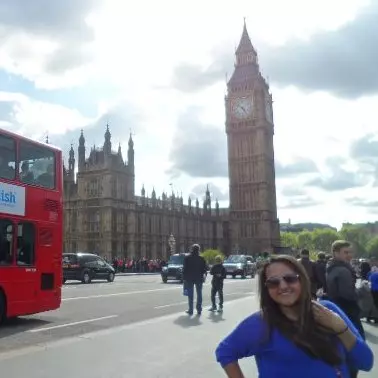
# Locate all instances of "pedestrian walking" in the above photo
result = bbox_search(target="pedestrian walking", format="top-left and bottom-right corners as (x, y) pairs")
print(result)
(209, 255), (226, 313)
(182, 244), (207, 316)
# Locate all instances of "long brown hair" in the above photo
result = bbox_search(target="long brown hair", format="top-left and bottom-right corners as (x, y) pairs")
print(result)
(259, 255), (342, 366)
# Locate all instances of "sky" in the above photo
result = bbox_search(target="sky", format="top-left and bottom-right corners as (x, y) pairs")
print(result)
(1, 0), (378, 229)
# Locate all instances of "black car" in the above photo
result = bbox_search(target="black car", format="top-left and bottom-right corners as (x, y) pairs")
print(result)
(63, 252), (115, 284)
(161, 254), (188, 283)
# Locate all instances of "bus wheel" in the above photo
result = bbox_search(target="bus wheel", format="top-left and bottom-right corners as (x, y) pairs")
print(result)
(0, 292), (6, 324)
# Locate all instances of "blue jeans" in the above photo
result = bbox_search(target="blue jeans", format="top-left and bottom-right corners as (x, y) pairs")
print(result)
(185, 281), (203, 313)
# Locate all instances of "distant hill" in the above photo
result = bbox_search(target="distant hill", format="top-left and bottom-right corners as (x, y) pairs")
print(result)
(280, 223), (337, 233)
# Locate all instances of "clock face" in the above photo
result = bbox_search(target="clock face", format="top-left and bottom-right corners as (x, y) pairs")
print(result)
(231, 97), (253, 119)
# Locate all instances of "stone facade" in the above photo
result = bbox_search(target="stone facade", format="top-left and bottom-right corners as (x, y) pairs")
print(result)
(225, 21), (280, 252)
(63, 126), (230, 259)
(63, 21), (280, 259)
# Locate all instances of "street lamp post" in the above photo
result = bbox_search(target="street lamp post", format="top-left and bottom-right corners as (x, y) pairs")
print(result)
(168, 233), (176, 255)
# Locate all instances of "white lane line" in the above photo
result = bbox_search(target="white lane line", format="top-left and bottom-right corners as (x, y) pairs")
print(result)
(154, 301), (188, 309)
(153, 292), (253, 309)
(63, 287), (180, 301)
(27, 315), (118, 333)
(62, 279), (253, 301)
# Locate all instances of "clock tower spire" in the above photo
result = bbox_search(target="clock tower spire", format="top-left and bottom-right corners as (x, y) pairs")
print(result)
(225, 21), (280, 254)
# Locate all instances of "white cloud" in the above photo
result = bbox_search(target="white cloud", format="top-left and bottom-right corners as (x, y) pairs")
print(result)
(1, 0), (377, 229)
(0, 91), (91, 140)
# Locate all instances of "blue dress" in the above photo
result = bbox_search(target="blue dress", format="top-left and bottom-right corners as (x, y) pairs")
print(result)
(216, 300), (373, 378)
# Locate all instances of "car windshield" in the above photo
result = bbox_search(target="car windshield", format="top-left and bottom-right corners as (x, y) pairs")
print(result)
(168, 255), (184, 265)
(224, 255), (246, 264)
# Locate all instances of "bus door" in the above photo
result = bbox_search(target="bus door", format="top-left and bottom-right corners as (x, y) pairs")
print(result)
(12, 221), (38, 315)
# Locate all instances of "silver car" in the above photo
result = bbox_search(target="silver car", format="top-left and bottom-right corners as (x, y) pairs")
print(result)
(223, 255), (256, 279)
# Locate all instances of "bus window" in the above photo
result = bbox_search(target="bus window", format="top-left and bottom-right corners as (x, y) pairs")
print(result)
(0, 135), (16, 180)
(19, 141), (55, 189)
(0, 219), (14, 265)
(16, 223), (35, 266)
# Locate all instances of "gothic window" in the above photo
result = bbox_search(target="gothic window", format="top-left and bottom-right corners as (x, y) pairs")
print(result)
(72, 210), (77, 231)
(111, 178), (117, 198)
(112, 242), (117, 255)
(88, 210), (100, 232)
(137, 214), (142, 234)
(117, 211), (124, 233)
(88, 241), (95, 252)
(111, 209), (117, 231)
(88, 179), (99, 197)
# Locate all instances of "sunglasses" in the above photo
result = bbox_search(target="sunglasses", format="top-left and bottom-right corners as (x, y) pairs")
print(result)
(265, 274), (300, 289)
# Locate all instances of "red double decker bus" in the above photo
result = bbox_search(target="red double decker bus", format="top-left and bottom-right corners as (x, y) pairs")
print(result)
(0, 128), (63, 322)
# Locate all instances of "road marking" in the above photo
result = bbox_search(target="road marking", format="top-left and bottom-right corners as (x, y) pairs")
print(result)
(62, 279), (253, 301)
(27, 315), (118, 333)
(153, 292), (253, 309)
(63, 287), (180, 301)
(154, 301), (188, 309)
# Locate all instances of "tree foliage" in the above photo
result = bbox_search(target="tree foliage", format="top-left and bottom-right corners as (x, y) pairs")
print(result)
(201, 249), (225, 265)
(281, 224), (378, 258)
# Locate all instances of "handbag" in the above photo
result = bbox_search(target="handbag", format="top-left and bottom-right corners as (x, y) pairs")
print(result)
(183, 281), (189, 296)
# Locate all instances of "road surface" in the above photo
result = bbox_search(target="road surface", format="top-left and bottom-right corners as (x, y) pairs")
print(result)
(0, 274), (376, 377)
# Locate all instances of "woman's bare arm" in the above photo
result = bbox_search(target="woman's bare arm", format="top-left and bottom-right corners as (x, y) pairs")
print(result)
(223, 362), (245, 378)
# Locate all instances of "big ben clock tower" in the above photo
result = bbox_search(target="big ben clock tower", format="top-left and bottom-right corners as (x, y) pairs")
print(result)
(226, 20), (280, 253)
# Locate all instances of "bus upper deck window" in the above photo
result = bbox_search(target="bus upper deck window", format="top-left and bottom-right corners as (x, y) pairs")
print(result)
(19, 141), (55, 189)
(0, 135), (16, 180)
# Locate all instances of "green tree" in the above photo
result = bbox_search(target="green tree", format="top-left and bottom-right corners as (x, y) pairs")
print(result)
(201, 249), (225, 265)
(339, 224), (368, 257)
(297, 230), (314, 251)
(280, 232), (298, 248)
(312, 228), (340, 252)
(366, 236), (378, 258)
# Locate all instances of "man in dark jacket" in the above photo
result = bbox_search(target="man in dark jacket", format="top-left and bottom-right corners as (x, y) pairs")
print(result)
(314, 252), (327, 293)
(326, 240), (364, 378)
(298, 249), (317, 298)
(183, 244), (207, 315)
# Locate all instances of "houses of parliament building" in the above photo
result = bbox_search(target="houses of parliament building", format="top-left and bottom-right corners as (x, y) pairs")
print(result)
(63, 21), (280, 259)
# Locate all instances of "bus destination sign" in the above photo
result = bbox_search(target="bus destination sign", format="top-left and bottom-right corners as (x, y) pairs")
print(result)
(0, 182), (26, 216)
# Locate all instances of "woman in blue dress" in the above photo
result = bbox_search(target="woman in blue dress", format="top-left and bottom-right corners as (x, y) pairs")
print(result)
(216, 255), (373, 378)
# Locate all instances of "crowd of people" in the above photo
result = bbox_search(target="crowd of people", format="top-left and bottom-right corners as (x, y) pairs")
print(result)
(104, 257), (166, 273)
